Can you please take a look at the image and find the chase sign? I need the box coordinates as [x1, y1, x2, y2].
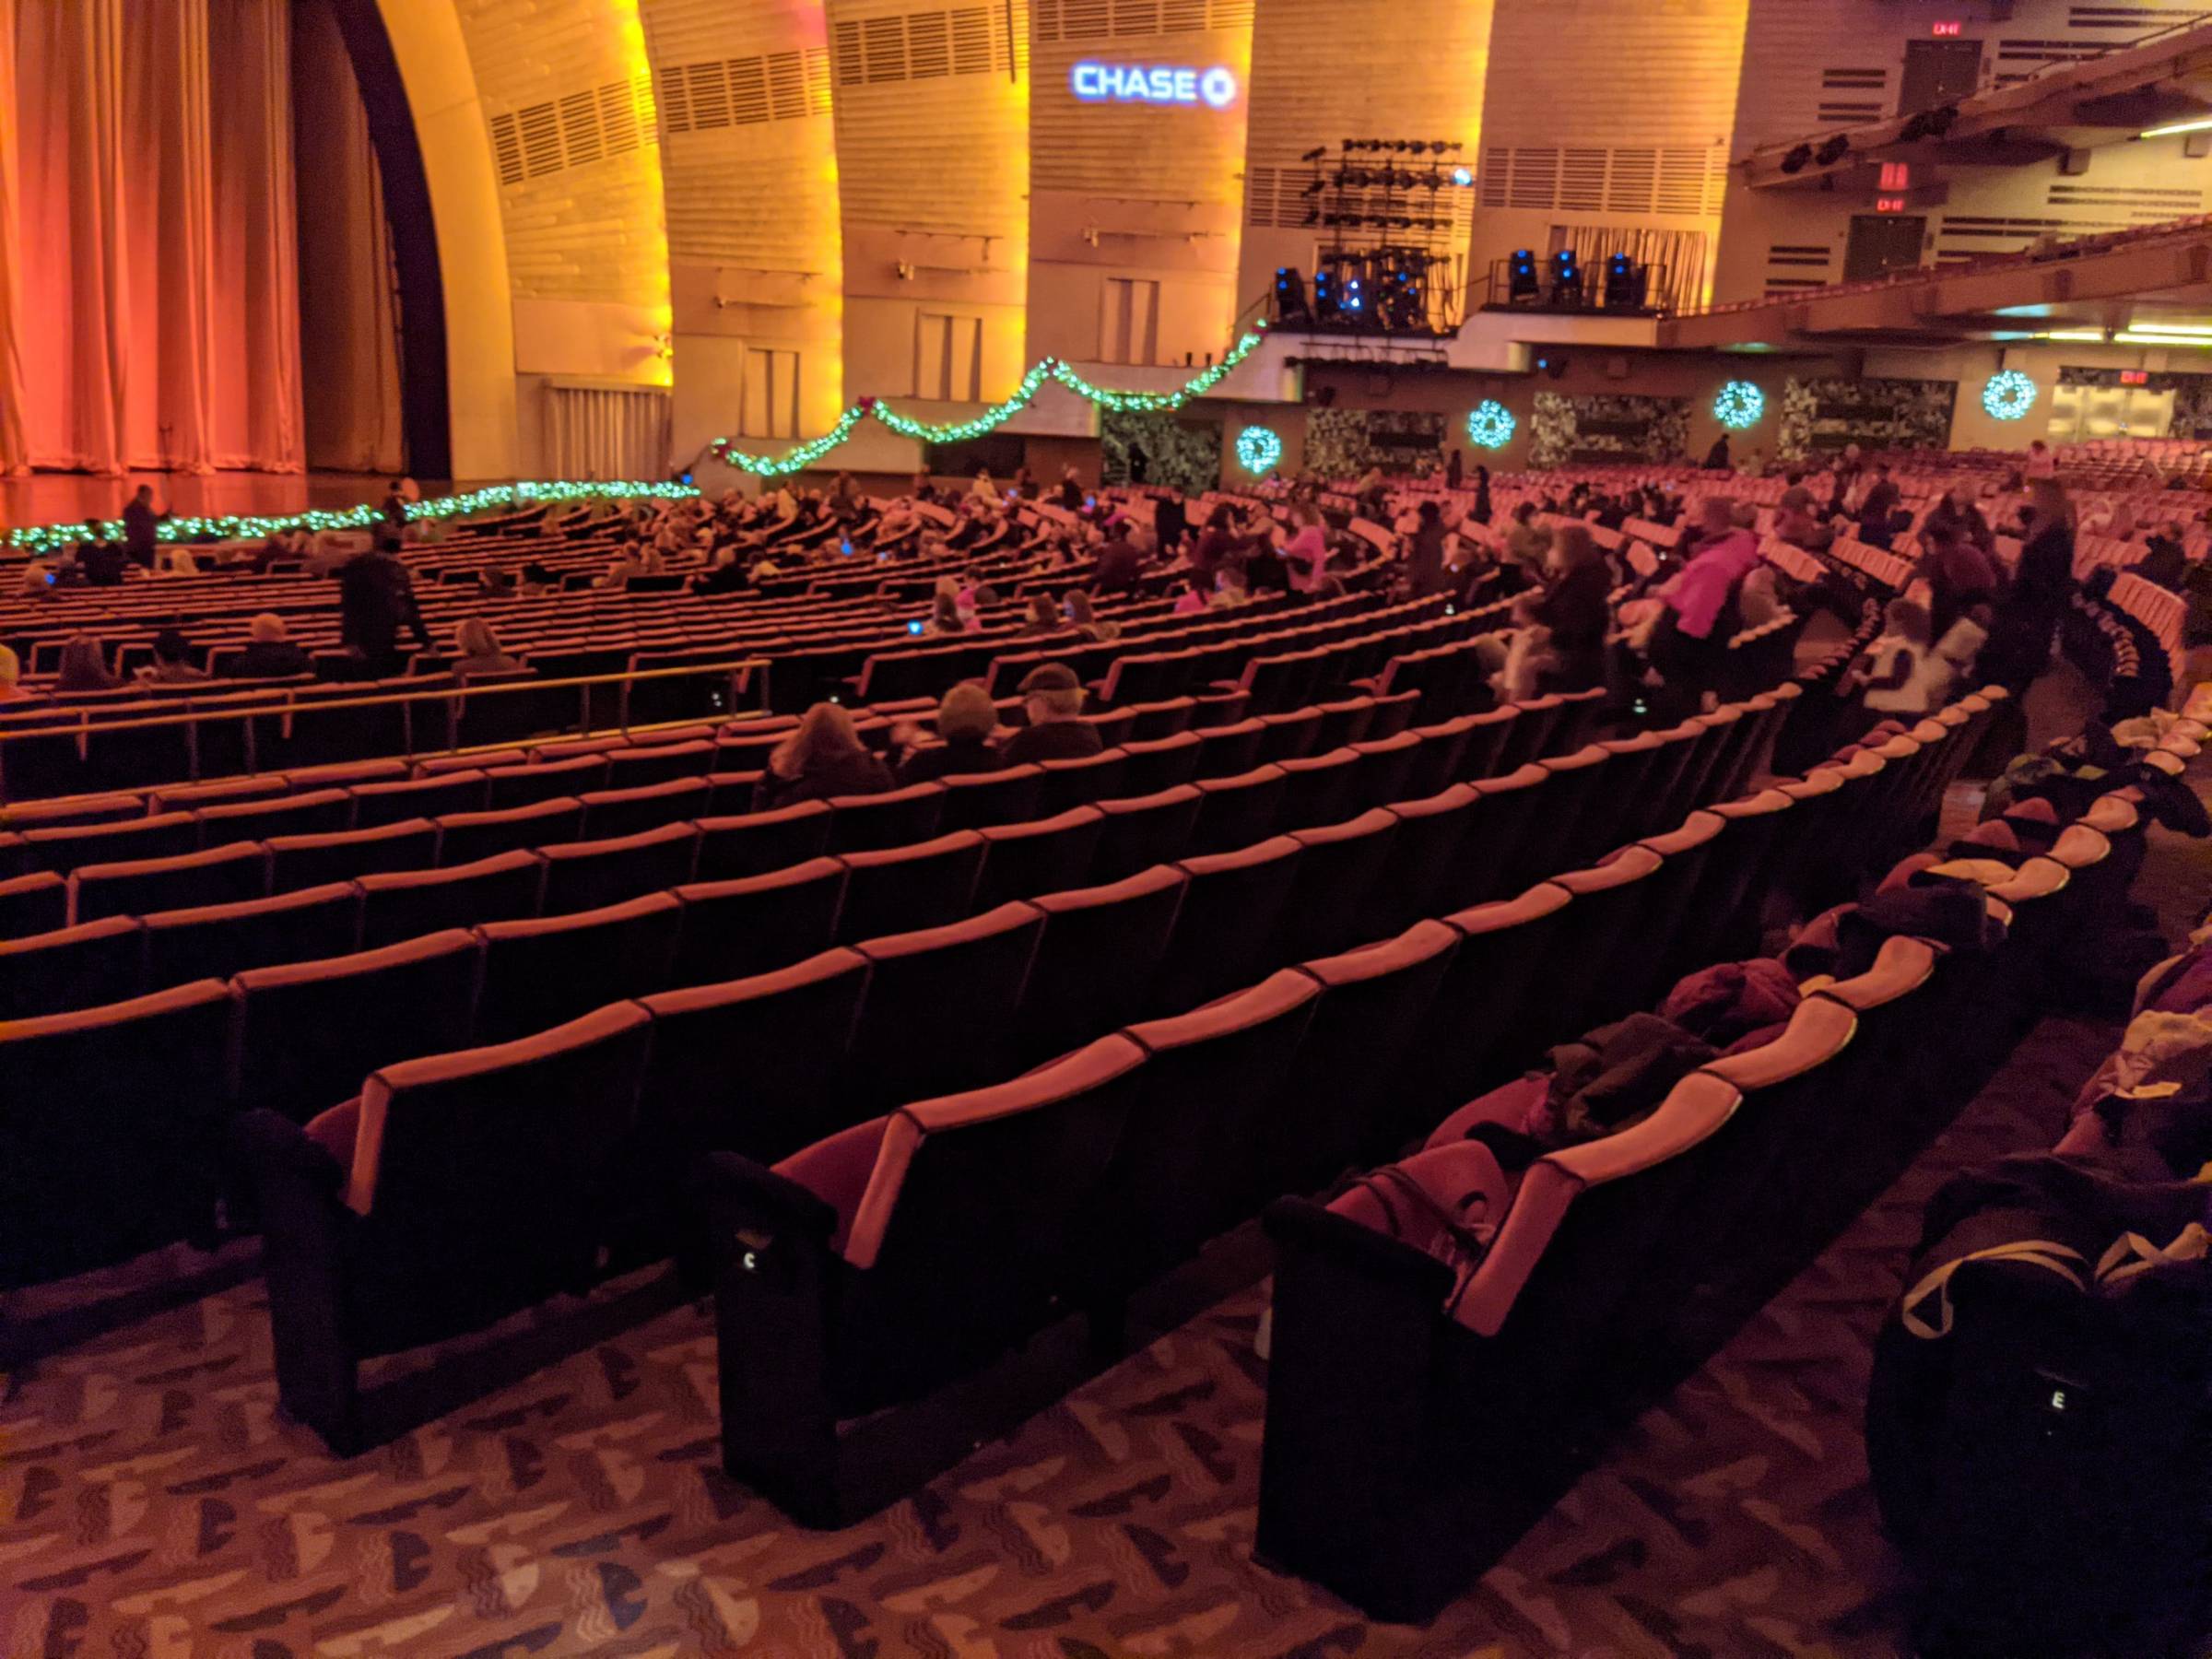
[1070, 61, 1240, 109]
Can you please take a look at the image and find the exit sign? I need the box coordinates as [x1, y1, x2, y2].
[1932, 20, 1962, 36]
[2122, 370, 2149, 385]
[1877, 196, 1908, 212]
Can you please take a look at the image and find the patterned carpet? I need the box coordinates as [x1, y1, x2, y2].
[4, 771, 2202, 1659]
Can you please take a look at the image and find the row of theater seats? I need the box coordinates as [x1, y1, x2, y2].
[687, 688, 2015, 1524]
[1256, 767, 2163, 1620]
[217, 681, 1968, 1465]
[0, 679, 1512, 1016]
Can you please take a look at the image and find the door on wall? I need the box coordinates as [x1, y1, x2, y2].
[1843, 215, 1926, 281]
[741, 350, 800, 439]
[1100, 278, 1161, 366]
[916, 314, 982, 402]
[1900, 38, 1982, 115]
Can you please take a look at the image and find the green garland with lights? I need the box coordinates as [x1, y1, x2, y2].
[5, 478, 696, 557]
[709, 326, 1270, 477]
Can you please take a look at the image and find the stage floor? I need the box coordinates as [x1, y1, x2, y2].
[1, 474, 463, 533]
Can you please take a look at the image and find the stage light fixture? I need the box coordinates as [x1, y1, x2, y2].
[1549, 248, 1583, 305]
[1508, 248, 1539, 302]
[1815, 135, 1850, 167]
[1275, 266, 1312, 326]
[1312, 267, 1339, 322]
[1452, 166, 1473, 186]
[1779, 144, 1812, 174]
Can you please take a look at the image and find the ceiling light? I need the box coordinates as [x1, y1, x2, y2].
[2121, 323, 2212, 337]
[2117, 331, 2212, 347]
[2138, 116, 2212, 139]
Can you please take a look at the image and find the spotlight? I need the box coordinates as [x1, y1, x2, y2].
[1274, 265, 1312, 326]
[1603, 253, 1640, 309]
[1343, 274, 1366, 315]
[1312, 267, 1340, 322]
[1815, 134, 1850, 167]
[1508, 248, 1539, 303]
[1549, 247, 1583, 305]
[1452, 165, 1473, 187]
[1779, 143, 1813, 174]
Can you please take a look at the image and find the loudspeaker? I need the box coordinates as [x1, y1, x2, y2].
[2060, 149, 2091, 176]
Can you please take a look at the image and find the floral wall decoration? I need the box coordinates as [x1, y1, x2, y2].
[1101, 409, 1223, 492]
[1528, 393, 1690, 468]
[1775, 377, 1956, 461]
[1304, 408, 1447, 477]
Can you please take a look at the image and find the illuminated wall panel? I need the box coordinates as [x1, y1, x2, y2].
[826, 0, 1030, 409]
[1472, 0, 1747, 308]
[1026, 0, 1254, 369]
[1235, 0, 1492, 329]
[641, 0, 844, 457]
[456, 0, 673, 410]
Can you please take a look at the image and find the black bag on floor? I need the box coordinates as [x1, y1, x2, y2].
[1866, 1156, 2212, 1657]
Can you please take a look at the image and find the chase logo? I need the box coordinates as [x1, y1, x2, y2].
[1070, 62, 1240, 109]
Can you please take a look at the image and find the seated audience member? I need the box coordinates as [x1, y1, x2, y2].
[1773, 485, 1834, 552]
[1212, 564, 1252, 608]
[1094, 524, 1146, 593]
[1020, 594, 1062, 635]
[1841, 597, 1948, 723]
[138, 629, 207, 686]
[1648, 494, 1761, 708]
[1172, 570, 1213, 616]
[925, 588, 969, 636]
[1065, 589, 1120, 642]
[693, 546, 749, 594]
[1524, 524, 1613, 694]
[999, 663, 1102, 765]
[452, 618, 524, 677]
[18, 560, 58, 599]
[1920, 485, 1997, 557]
[2134, 522, 2189, 590]
[76, 535, 127, 585]
[1057, 467, 1085, 512]
[0, 643, 37, 704]
[897, 682, 1005, 783]
[231, 612, 313, 679]
[519, 560, 558, 596]
[54, 634, 119, 694]
[753, 701, 896, 809]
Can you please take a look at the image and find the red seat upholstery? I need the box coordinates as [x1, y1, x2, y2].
[487, 752, 608, 808]
[193, 788, 354, 850]
[265, 818, 440, 894]
[1117, 731, 1203, 795]
[536, 821, 700, 914]
[229, 928, 485, 1124]
[1307, 695, 1376, 751]
[844, 903, 1044, 1115]
[1190, 715, 1265, 779]
[434, 795, 584, 866]
[348, 769, 489, 828]
[1346, 730, 1424, 811]
[603, 737, 717, 787]
[971, 806, 1105, 909]
[357, 850, 545, 949]
[0, 914, 147, 1018]
[823, 782, 946, 853]
[143, 883, 362, 993]
[2, 981, 236, 1288]
[1188, 762, 1289, 855]
[1399, 884, 1576, 1124]
[1089, 784, 1203, 884]
[834, 830, 985, 943]
[1016, 866, 1187, 1068]
[1455, 703, 1520, 782]
[935, 764, 1042, 831]
[23, 810, 198, 877]
[472, 892, 684, 1042]
[1253, 705, 1324, 763]
[693, 799, 834, 881]
[72, 841, 270, 924]
[0, 869, 67, 939]
[1031, 749, 1127, 814]
[1281, 808, 1400, 959]
[1151, 835, 1303, 1016]
[1272, 747, 1358, 831]
[577, 775, 711, 840]
[670, 857, 848, 983]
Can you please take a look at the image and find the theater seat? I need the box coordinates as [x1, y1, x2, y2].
[1189, 763, 1290, 854]
[843, 904, 1044, 1115]
[834, 830, 985, 942]
[824, 782, 946, 853]
[1399, 883, 1576, 1127]
[0, 914, 146, 1018]
[487, 753, 608, 808]
[0, 870, 67, 939]
[72, 841, 270, 924]
[1455, 703, 1520, 782]
[472, 892, 684, 1043]
[357, 850, 545, 950]
[1191, 716, 1265, 780]
[1017, 865, 1188, 1068]
[239, 1004, 655, 1451]
[142, 883, 362, 993]
[1118, 731, 1204, 794]
[1379, 784, 1480, 926]
[434, 795, 585, 866]
[603, 737, 717, 788]
[577, 775, 711, 840]
[193, 788, 354, 850]
[536, 821, 700, 914]
[936, 765, 1042, 831]
[1151, 836, 1303, 1016]
[265, 818, 440, 894]
[348, 770, 489, 828]
[1288, 921, 1462, 1181]
[1032, 750, 1127, 814]
[3, 980, 237, 1291]
[704, 1034, 1147, 1524]
[972, 806, 1105, 908]
[1281, 808, 1400, 959]
[670, 859, 848, 984]
[1273, 748, 1359, 832]
[1090, 784, 1203, 884]
[1346, 730, 1424, 811]
[1253, 706, 1324, 763]
[229, 930, 485, 1123]
[693, 800, 835, 882]
[636, 948, 871, 1171]
[23, 811, 198, 877]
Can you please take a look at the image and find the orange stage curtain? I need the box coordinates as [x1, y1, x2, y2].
[2, 0, 303, 476]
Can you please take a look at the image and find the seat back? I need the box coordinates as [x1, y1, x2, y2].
[357, 850, 546, 950]
[692, 799, 834, 881]
[1016, 865, 1188, 1068]
[0, 869, 68, 938]
[229, 929, 485, 1122]
[835, 830, 986, 943]
[824, 782, 946, 853]
[0, 980, 237, 1289]
[1253, 706, 1323, 763]
[670, 856, 848, 984]
[487, 753, 608, 809]
[578, 776, 712, 840]
[72, 841, 269, 924]
[845, 904, 1045, 1115]
[435, 796, 585, 866]
[473, 893, 684, 1043]
[1289, 921, 1461, 1181]
[1089, 784, 1203, 884]
[1281, 808, 1400, 959]
[972, 806, 1105, 909]
[265, 818, 440, 894]
[1401, 884, 1576, 1123]
[1273, 748, 1359, 832]
[1032, 749, 1128, 814]
[537, 821, 700, 914]
[1151, 835, 1304, 1015]
[143, 882, 362, 993]
[1189, 763, 1290, 855]
[1345, 730, 1424, 811]
[936, 764, 1042, 831]
[1117, 731, 1203, 795]
[23, 810, 198, 876]
[0, 914, 146, 1018]
[194, 788, 354, 850]
[350, 770, 489, 828]
[637, 949, 871, 1167]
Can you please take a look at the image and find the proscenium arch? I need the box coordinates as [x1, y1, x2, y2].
[326, 0, 520, 483]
